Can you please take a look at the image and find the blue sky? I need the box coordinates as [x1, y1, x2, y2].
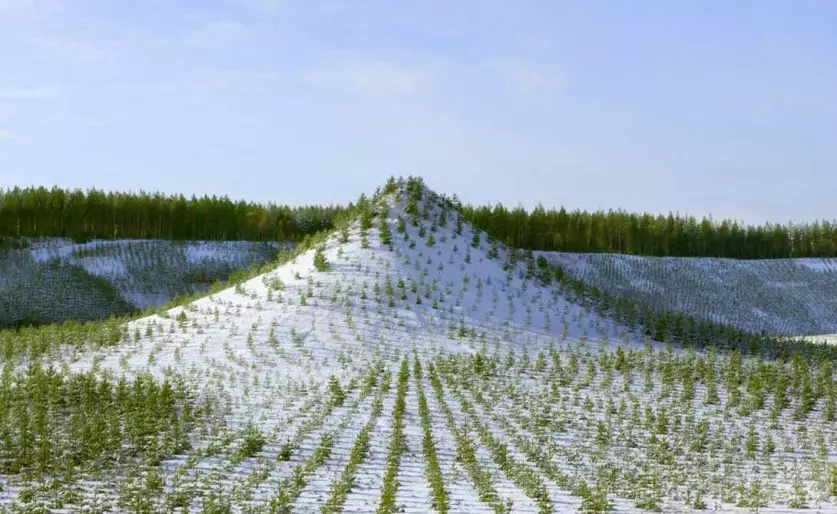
[1, 0, 835, 224]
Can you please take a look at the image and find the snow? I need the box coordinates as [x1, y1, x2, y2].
[75, 256, 128, 277]
[796, 259, 837, 273]
[537, 251, 837, 336]
[4, 183, 837, 512]
[0, 238, 282, 325]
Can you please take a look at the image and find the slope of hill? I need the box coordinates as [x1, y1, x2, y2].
[2, 180, 837, 513]
[538, 251, 837, 336]
[0, 239, 283, 327]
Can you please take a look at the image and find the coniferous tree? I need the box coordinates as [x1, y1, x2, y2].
[6, 178, 837, 258]
[313, 246, 330, 271]
[379, 217, 392, 247]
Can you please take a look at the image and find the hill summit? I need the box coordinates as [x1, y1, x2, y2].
[5, 178, 836, 513]
[49, 178, 628, 512]
[76, 177, 629, 414]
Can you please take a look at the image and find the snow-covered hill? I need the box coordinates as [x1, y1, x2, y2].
[2, 181, 837, 513]
[0, 238, 283, 327]
[538, 251, 837, 336]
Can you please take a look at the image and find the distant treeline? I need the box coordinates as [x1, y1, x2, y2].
[0, 186, 345, 242]
[461, 204, 837, 259]
[4, 183, 837, 259]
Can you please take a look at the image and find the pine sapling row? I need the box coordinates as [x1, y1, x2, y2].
[414, 357, 449, 514]
[320, 375, 389, 513]
[377, 359, 410, 514]
[426, 363, 510, 514]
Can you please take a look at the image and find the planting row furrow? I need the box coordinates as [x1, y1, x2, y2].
[373, 359, 410, 513]
[426, 362, 544, 514]
[390, 357, 435, 514]
[420, 361, 509, 514]
[318, 369, 392, 513]
[238, 369, 375, 507]
[336, 359, 411, 513]
[439, 366, 605, 513]
[286, 368, 392, 512]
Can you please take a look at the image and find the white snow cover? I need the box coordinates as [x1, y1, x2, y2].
[538, 251, 837, 336]
[4, 184, 837, 512]
[0, 238, 282, 318]
[1, 188, 635, 511]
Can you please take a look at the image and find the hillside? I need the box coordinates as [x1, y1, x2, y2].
[539, 251, 837, 336]
[2, 180, 837, 513]
[0, 238, 282, 327]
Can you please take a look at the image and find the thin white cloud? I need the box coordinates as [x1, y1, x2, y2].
[0, 0, 59, 14]
[482, 59, 561, 98]
[0, 130, 12, 139]
[30, 36, 112, 64]
[184, 20, 249, 48]
[0, 85, 62, 100]
[141, 69, 281, 106]
[0, 0, 31, 11]
[298, 59, 443, 96]
[237, 0, 284, 15]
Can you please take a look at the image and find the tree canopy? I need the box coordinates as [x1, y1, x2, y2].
[3, 183, 837, 259]
[460, 203, 837, 259]
[0, 186, 345, 242]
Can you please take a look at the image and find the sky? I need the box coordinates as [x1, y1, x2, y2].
[0, 0, 835, 224]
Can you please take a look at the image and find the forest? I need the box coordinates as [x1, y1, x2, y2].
[3, 183, 837, 259]
[0, 186, 343, 243]
[461, 203, 837, 259]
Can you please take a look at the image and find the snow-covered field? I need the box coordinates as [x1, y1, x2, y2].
[2, 183, 836, 512]
[0, 239, 283, 327]
[538, 251, 837, 336]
